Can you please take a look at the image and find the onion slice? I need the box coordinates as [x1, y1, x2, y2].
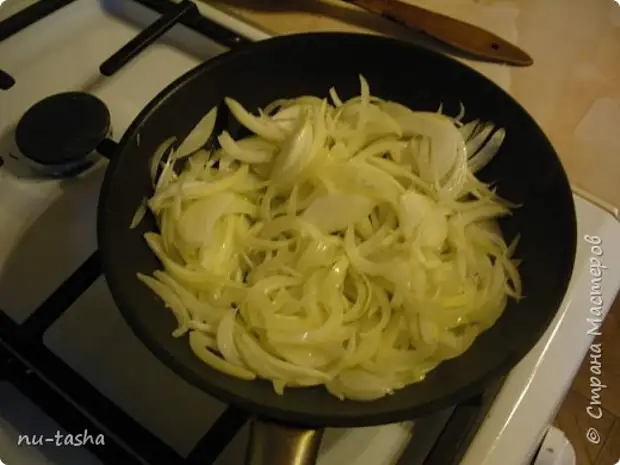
[174, 106, 218, 160]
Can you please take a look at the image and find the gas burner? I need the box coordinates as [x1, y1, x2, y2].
[13, 91, 112, 177]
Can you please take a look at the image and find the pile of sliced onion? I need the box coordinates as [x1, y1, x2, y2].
[131, 76, 522, 401]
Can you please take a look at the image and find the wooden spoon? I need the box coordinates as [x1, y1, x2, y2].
[341, 0, 533, 66]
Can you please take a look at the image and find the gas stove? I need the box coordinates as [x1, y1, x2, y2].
[0, 1, 619, 465]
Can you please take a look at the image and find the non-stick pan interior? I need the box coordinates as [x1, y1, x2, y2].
[98, 33, 576, 427]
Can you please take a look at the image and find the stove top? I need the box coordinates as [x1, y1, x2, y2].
[1, 2, 619, 465]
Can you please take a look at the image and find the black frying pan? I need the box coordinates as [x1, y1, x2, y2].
[97, 32, 577, 465]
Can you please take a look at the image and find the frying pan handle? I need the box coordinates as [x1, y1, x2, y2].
[246, 418, 324, 465]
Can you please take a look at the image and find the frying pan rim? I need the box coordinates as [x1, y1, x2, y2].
[97, 31, 578, 427]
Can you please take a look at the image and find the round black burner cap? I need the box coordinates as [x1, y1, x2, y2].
[15, 92, 111, 165]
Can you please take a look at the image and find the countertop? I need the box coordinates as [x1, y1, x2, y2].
[207, 0, 620, 214]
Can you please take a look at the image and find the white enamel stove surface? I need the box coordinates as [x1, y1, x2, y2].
[0, 2, 619, 465]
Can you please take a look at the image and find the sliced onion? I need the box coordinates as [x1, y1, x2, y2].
[150, 136, 176, 185]
[216, 309, 244, 367]
[189, 331, 256, 380]
[225, 97, 285, 142]
[130, 197, 147, 229]
[136, 75, 521, 402]
[218, 131, 274, 163]
[270, 108, 314, 181]
[469, 128, 506, 173]
[174, 106, 218, 160]
[302, 193, 374, 233]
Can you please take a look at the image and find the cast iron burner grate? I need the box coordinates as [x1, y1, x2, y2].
[0, 1, 505, 465]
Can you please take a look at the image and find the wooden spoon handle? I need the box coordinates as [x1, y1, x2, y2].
[342, 0, 533, 66]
